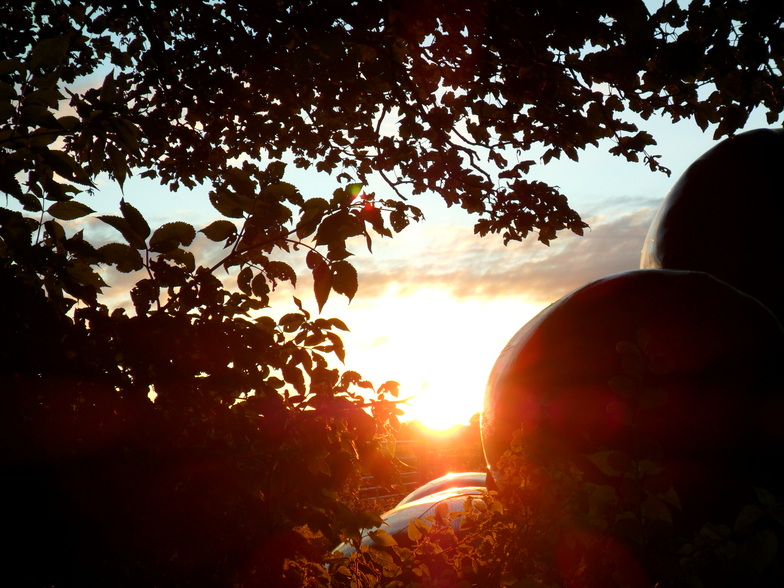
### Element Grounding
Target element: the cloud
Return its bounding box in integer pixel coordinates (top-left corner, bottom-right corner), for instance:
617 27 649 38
352 203 658 305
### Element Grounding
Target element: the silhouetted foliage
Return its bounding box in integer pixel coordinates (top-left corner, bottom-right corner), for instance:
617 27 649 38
2 1 784 585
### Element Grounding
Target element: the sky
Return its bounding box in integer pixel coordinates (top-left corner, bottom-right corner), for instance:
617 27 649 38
74 106 778 431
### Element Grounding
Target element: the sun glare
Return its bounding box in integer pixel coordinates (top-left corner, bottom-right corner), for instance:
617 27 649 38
331 286 546 431
403 381 477 431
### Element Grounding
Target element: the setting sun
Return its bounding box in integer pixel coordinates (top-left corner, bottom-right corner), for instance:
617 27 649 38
327 286 546 430
402 381 474 431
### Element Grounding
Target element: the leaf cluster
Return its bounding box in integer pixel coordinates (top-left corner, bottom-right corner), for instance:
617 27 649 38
5 1 783 250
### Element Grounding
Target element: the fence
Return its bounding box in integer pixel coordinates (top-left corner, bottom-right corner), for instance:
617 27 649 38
359 437 486 504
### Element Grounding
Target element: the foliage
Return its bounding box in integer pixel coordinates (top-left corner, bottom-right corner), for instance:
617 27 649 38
331 446 784 587
330 337 784 587
2 0 784 585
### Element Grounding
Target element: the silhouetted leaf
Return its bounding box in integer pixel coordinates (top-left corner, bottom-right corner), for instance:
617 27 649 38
98 215 147 249
149 222 195 253
41 150 93 186
30 35 70 69
120 199 150 239
48 201 94 220
307 250 331 311
98 242 144 272
200 219 237 242
332 260 357 301
237 266 253 295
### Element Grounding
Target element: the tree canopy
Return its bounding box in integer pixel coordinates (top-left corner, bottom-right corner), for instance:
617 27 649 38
2 1 783 585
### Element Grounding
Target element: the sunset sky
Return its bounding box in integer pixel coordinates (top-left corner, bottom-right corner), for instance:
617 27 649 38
83 109 774 430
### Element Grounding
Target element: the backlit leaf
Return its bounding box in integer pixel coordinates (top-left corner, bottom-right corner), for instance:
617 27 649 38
120 199 150 239
30 35 70 69
328 318 349 331
149 221 196 253
332 260 358 301
307 251 331 311
237 266 253 295
209 189 244 218
369 529 397 547
98 242 144 273
200 219 237 242
98 215 147 249
42 150 93 186
408 520 423 542
48 201 94 220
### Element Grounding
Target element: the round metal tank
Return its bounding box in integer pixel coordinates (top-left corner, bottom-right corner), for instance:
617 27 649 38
641 127 784 323
481 269 784 530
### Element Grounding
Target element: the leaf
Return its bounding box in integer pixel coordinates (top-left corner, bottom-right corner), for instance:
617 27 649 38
98 242 144 273
107 143 128 188
331 260 358 301
200 219 237 241
30 35 70 69
368 529 397 547
754 487 777 507
98 215 147 249
641 495 672 524
111 118 140 152
589 450 630 478
296 198 328 239
261 181 298 200
282 363 305 394
734 504 765 531
25 88 64 108
47 201 94 220
357 510 385 529
209 189 244 218
237 266 253 295
149 221 196 253
0 166 26 201
0 82 19 103
265 160 287 182
251 272 269 299
307 250 331 311
163 248 196 272
328 318 349 331
325 331 345 362
57 115 79 131
41 150 94 186
389 209 409 233
120 199 150 239
279 313 304 332
67 260 108 291
267 260 297 287
588 484 619 524
378 381 400 397
407 519 424 542
99 71 117 103
434 501 450 523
